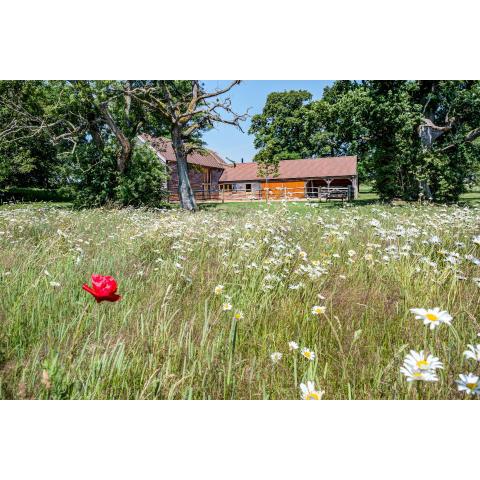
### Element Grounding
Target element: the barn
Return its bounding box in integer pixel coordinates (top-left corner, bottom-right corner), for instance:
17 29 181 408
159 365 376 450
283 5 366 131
218 156 358 201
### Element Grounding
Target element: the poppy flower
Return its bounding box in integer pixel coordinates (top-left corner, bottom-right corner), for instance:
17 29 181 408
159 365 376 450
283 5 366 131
82 274 121 303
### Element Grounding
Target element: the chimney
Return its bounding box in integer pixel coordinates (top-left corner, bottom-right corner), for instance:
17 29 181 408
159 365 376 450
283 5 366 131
241 158 244 163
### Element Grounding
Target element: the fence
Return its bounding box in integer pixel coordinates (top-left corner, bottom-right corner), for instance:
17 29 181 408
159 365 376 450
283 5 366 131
176 185 354 203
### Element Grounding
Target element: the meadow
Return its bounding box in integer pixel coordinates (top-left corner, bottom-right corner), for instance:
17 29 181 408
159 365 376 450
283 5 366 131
0 198 479 399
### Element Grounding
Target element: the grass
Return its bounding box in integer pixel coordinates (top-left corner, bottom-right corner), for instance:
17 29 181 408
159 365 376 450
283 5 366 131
0 200 480 399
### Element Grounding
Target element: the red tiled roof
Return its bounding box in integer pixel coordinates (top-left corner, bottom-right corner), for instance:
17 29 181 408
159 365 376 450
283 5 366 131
219 156 357 182
140 134 228 169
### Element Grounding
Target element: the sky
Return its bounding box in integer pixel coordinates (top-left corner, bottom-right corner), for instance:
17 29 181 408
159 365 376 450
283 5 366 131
201 80 333 163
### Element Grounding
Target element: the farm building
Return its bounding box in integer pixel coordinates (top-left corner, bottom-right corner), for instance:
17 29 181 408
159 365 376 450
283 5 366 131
139 135 228 201
141 135 358 202
218 156 358 201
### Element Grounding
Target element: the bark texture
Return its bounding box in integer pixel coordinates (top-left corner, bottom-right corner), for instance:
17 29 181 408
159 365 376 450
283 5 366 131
100 102 132 173
171 128 197 211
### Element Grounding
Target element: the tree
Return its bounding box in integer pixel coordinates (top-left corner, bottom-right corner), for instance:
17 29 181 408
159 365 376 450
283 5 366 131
249 90 314 174
350 80 480 201
131 81 247 211
0 81 68 189
250 81 480 202
248 87 371 178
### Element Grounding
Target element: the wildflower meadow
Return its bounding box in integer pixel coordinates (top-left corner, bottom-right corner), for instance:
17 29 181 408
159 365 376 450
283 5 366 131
0 200 479 399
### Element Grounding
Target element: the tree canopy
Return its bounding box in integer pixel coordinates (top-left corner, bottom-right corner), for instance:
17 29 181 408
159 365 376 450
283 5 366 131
250 80 480 201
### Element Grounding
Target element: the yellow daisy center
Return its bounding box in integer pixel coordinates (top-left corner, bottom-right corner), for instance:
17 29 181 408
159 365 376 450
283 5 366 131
304 352 311 359
306 392 320 400
466 382 477 390
416 359 429 369
413 371 423 377
425 313 438 322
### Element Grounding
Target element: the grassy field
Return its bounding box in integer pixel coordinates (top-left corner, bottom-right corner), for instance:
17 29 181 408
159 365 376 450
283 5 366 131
1 199 480 399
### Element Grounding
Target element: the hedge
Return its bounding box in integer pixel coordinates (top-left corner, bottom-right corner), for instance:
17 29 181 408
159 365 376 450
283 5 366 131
0 187 73 203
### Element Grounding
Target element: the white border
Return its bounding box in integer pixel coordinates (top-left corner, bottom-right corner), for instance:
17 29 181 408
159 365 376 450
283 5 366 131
1 1 480 79
0 400 478 478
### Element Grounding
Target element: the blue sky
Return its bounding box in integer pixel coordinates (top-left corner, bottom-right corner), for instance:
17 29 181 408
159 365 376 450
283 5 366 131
201 80 333 163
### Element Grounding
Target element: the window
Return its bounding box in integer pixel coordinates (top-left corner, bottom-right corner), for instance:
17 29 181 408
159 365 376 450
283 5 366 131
221 184 232 191
245 183 252 192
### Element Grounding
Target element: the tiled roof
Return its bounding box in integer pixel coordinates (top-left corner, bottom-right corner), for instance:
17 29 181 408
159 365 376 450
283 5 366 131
219 156 357 182
140 134 228 169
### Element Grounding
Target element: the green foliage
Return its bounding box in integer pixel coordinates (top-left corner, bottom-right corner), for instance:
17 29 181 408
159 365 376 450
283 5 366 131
67 142 119 208
0 80 173 208
68 143 169 208
0 81 63 189
115 144 169 207
250 81 480 202
249 90 315 173
0 187 72 203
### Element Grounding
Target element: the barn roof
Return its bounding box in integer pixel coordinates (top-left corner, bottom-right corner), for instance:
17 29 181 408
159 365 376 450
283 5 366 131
219 156 357 182
140 134 228 169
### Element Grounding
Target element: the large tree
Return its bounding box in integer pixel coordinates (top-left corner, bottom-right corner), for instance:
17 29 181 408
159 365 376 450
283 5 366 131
131 81 247 211
0 81 149 174
249 90 314 168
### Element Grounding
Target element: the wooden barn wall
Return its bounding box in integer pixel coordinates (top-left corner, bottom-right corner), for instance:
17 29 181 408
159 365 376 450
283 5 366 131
261 180 306 199
167 162 223 201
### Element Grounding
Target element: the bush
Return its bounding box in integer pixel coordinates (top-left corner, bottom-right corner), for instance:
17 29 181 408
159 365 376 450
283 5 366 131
70 143 119 209
115 144 169 207
70 142 169 209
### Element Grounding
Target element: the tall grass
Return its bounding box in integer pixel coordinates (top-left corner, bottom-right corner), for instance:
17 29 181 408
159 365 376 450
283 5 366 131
0 201 479 399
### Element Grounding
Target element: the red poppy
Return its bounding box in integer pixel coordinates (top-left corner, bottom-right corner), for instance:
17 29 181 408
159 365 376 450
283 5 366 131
82 274 121 303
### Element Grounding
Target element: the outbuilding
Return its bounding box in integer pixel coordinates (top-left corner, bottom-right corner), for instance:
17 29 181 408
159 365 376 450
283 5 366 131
218 156 358 201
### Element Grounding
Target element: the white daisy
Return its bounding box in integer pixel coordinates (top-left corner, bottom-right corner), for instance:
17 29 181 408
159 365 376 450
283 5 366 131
409 307 452 330
400 364 439 382
222 302 232 311
214 284 224 295
311 305 326 316
463 344 480 362
456 373 480 395
403 350 443 371
233 311 244 321
300 381 324 400
472 235 480 245
301 348 315 361
288 341 299 351
270 352 283 363
49 281 61 288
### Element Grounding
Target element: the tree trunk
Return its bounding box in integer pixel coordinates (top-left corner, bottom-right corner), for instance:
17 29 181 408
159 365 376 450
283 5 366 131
100 103 132 173
171 127 197 211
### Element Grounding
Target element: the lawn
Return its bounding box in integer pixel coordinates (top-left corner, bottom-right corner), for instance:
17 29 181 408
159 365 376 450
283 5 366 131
0 200 479 399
